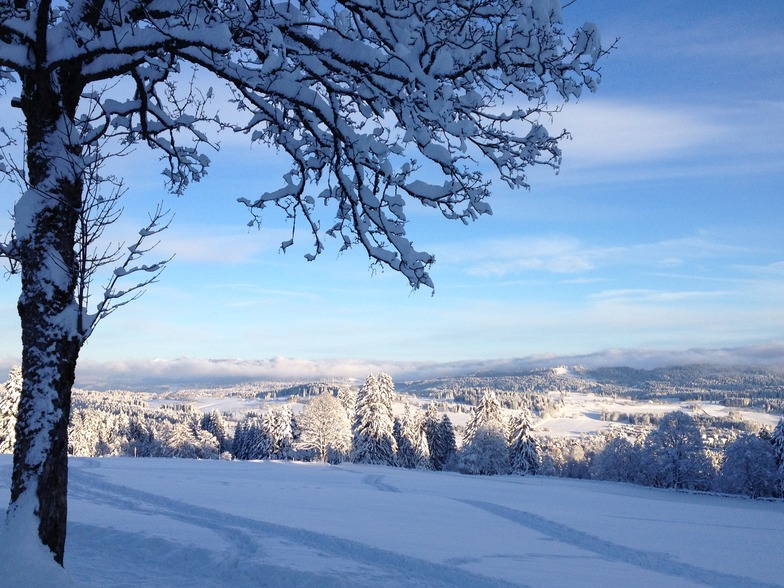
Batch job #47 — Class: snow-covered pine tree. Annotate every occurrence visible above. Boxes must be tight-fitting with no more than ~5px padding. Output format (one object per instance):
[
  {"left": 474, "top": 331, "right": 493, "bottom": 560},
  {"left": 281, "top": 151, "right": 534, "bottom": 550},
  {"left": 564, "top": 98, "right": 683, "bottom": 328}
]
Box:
[
  {"left": 125, "top": 416, "right": 155, "bottom": 458},
  {"left": 201, "top": 410, "right": 228, "bottom": 454},
  {"left": 464, "top": 390, "right": 505, "bottom": 445},
  {"left": 772, "top": 419, "right": 784, "bottom": 468},
  {"left": 0, "top": 367, "right": 22, "bottom": 454},
  {"left": 245, "top": 419, "right": 272, "bottom": 460},
  {"left": 507, "top": 410, "right": 539, "bottom": 475},
  {"left": 394, "top": 405, "right": 430, "bottom": 469},
  {"left": 264, "top": 406, "right": 294, "bottom": 461},
  {"left": 232, "top": 419, "right": 258, "bottom": 460},
  {"left": 456, "top": 426, "right": 511, "bottom": 475},
  {"left": 67, "top": 410, "right": 99, "bottom": 457},
  {"left": 456, "top": 390, "right": 511, "bottom": 475},
  {"left": 771, "top": 419, "right": 784, "bottom": 493},
  {"left": 377, "top": 373, "right": 397, "bottom": 413},
  {"left": 422, "top": 404, "right": 445, "bottom": 470},
  {"left": 154, "top": 421, "right": 219, "bottom": 459},
  {"left": 352, "top": 373, "right": 397, "bottom": 465},
  {"left": 337, "top": 387, "right": 358, "bottom": 421},
  {"left": 431, "top": 415, "right": 458, "bottom": 471},
  {"left": 423, "top": 404, "right": 439, "bottom": 444}
]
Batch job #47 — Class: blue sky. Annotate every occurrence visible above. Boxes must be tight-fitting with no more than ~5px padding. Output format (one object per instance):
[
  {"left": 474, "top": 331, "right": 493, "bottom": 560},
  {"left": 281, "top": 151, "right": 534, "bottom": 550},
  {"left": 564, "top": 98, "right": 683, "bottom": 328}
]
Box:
[{"left": 2, "top": 0, "right": 783, "bottom": 382}]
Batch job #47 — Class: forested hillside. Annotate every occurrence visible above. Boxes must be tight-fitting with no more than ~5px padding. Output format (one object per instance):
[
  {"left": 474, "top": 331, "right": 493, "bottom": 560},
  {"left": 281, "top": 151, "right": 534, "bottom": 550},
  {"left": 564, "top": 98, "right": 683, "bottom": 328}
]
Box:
[{"left": 1, "top": 366, "right": 783, "bottom": 499}]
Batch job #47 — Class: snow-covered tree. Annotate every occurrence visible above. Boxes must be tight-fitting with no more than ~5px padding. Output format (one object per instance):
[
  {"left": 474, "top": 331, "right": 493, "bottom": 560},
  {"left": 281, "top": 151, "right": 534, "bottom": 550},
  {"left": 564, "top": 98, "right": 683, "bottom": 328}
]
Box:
[
  {"left": 507, "top": 411, "right": 538, "bottom": 475},
  {"left": 154, "top": 421, "right": 219, "bottom": 460},
  {"left": 591, "top": 435, "right": 644, "bottom": 484},
  {"left": 295, "top": 393, "right": 351, "bottom": 462},
  {"left": 394, "top": 405, "right": 430, "bottom": 469},
  {"left": 0, "top": 367, "right": 22, "bottom": 454},
  {"left": 432, "top": 415, "right": 458, "bottom": 471},
  {"left": 231, "top": 419, "right": 253, "bottom": 460},
  {"left": 638, "top": 412, "right": 714, "bottom": 491},
  {"left": 264, "top": 406, "right": 294, "bottom": 461},
  {"left": 124, "top": 416, "right": 155, "bottom": 458},
  {"left": 337, "top": 387, "right": 358, "bottom": 421},
  {"left": 232, "top": 417, "right": 269, "bottom": 460},
  {"left": 772, "top": 419, "right": 784, "bottom": 468},
  {"left": 719, "top": 434, "right": 780, "bottom": 498},
  {"left": 0, "top": 0, "right": 607, "bottom": 564},
  {"left": 232, "top": 408, "right": 293, "bottom": 461},
  {"left": 771, "top": 419, "right": 784, "bottom": 494},
  {"left": 352, "top": 373, "right": 397, "bottom": 465},
  {"left": 201, "top": 410, "right": 229, "bottom": 454},
  {"left": 455, "top": 426, "right": 511, "bottom": 476},
  {"left": 464, "top": 390, "right": 505, "bottom": 445}
]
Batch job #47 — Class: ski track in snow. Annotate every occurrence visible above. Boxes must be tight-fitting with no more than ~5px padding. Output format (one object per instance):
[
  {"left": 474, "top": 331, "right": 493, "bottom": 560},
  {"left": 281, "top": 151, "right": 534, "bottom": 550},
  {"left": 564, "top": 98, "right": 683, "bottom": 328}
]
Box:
[
  {"left": 3, "top": 458, "right": 782, "bottom": 587},
  {"left": 362, "top": 473, "right": 401, "bottom": 493},
  {"left": 68, "top": 465, "right": 521, "bottom": 588},
  {"left": 460, "top": 499, "right": 782, "bottom": 588}
]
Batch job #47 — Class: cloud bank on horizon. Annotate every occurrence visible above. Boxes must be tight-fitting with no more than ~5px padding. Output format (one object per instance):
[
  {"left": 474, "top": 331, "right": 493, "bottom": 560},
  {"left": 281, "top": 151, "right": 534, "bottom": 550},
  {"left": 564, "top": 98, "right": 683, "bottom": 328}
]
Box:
[{"left": 36, "top": 341, "right": 783, "bottom": 390}]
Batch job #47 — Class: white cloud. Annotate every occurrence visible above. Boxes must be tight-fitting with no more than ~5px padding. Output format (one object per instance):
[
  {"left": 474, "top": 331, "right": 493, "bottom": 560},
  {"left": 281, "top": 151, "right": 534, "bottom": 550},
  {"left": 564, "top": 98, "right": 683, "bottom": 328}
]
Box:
[
  {"left": 589, "top": 288, "right": 731, "bottom": 304},
  {"left": 153, "top": 224, "right": 288, "bottom": 265},
  {"left": 439, "top": 231, "right": 750, "bottom": 279},
  {"left": 449, "top": 235, "right": 593, "bottom": 277},
  {"left": 55, "top": 341, "right": 784, "bottom": 390},
  {"left": 551, "top": 100, "right": 727, "bottom": 167}
]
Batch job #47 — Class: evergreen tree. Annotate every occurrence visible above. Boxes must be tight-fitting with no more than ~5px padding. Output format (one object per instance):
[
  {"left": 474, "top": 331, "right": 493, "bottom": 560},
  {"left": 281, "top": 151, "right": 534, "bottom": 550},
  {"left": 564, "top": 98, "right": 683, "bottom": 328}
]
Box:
[
  {"left": 337, "top": 387, "right": 358, "bottom": 421},
  {"left": 394, "top": 405, "right": 430, "bottom": 469},
  {"left": 771, "top": 419, "right": 784, "bottom": 468},
  {"left": 422, "top": 404, "right": 440, "bottom": 453},
  {"left": 507, "top": 411, "right": 539, "bottom": 475},
  {"left": 431, "top": 415, "right": 458, "bottom": 471},
  {"left": 264, "top": 406, "right": 294, "bottom": 461},
  {"left": 232, "top": 419, "right": 255, "bottom": 460},
  {"left": 125, "top": 416, "right": 155, "bottom": 458},
  {"left": 352, "top": 373, "right": 397, "bottom": 465},
  {"left": 66, "top": 409, "right": 99, "bottom": 457},
  {"left": 456, "top": 426, "right": 511, "bottom": 475},
  {"left": 464, "top": 390, "right": 504, "bottom": 445},
  {"left": 0, "top": 367, "right": 22, "bottom": 454},
  {"left": 771, "top": 419, "right": 784, "bottom": 494},
  {"left": 245, "top": 419, "right": 272, "bottom": 460},
  {"left": 201, "top": 410, "right": 228, "bottom": 454},
  {"left": 154, "top": 421, "right": 219, "bottom": 459}
]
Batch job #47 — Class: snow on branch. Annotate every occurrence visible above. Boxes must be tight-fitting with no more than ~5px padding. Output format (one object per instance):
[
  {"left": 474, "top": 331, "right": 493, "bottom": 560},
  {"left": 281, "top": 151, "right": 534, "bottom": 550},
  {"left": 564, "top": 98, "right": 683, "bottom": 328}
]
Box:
[
  {"left": 207, "top": 0, "right": 609, "bottom": 288},
  {"left": 0, "top": 0, "right": 609, "bottom": 290},
  {"left": 82, "top": 201, "right": 173, "bottom": 339}
]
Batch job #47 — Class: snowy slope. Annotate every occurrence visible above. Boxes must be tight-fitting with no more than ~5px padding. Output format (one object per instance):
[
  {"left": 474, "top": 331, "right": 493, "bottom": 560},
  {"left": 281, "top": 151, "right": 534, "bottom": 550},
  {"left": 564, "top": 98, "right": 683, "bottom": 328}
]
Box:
[{"left": 1, "top": 456, "right": 782, "bottom": 587}]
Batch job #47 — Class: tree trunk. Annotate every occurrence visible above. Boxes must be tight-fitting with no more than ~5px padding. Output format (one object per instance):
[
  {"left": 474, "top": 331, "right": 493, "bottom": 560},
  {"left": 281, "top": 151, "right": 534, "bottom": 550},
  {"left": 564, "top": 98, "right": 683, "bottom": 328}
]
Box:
[{"left": 7, "top": 66, "right": 84, "bottom": 565}]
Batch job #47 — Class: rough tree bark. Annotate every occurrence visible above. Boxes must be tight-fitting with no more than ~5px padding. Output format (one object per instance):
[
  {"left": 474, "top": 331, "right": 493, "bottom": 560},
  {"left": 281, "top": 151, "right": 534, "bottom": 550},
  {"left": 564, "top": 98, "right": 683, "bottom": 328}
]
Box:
[{"left": 9, "top": 64, "right": 85, "bottom": 564}]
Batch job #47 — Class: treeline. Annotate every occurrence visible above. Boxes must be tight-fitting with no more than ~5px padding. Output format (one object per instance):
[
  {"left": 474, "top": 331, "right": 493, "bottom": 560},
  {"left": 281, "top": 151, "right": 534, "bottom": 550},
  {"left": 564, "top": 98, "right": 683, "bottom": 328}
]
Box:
[
  {"left": 539, "top": 413, "right": 784, "bottom": 499},
  {"left": 598, "top": 409, "right": 763, "bottom": 439},
  {"left": 426, "top": 387, "right": 564, "bottom": 416},
  {"left": 409, "top": 367, "right": 784, "bottom": 415},
  {"left": 2, "top": 369, "right": 783, "bottom": 499}
]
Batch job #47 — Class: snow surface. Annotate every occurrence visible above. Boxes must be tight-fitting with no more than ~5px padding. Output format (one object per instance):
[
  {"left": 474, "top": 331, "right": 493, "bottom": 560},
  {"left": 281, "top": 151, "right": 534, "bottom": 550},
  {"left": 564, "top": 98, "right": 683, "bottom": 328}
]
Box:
[{"left": 1, "top": 455, "right": 782, "bottom": 587}]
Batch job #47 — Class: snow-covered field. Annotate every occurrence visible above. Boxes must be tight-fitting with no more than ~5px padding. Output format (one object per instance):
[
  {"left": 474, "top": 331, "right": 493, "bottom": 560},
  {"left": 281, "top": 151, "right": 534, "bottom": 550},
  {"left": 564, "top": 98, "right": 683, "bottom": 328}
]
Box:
[{"left": 1, "top": 456, "right": 782, "bottom": 587}]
